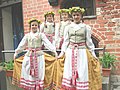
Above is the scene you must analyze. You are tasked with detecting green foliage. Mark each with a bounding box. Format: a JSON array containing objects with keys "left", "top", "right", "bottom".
[
  {"left": 0, "top": 60, "right": 14, "bottom": 70},
  {"left": 99, "top": 52, "right": 116, "bottom": 68}
]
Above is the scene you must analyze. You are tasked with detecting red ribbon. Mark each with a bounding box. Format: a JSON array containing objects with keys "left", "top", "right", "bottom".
[
  {"left": 71, "top": 42, "right": 85, "bottom": 86},
  {"left": 29, "top": 48, "right": 41, "bottom": 89},
  {"left": 59, "top": 37, "right": 64, "bottom": 49},
  {"left": 45, "top": 33, "right": 55, "bottom": 43}
]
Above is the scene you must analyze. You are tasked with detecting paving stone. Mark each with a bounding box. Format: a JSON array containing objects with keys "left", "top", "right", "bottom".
[
  {"left": 102, "top": 84, "right": 110, "bottom": 90},
  {"left": 102, "top": 76, "right": 110, "bottom": 90},
  {"left": 113, "top": 82, "right": 120, "bottom": 85},
  {"left": 111, "top": 75, "right": 118, "bottom": 83},
  {"left": 102, "top": 76, "right": 110, "bottom": 84},
  {"left": 114, "top": 89, "right": 120, "bottom": 90},
  {"left": 102, "top": 75, "right": 120, "bottom": 90},
  {"left": 115, "top": 86, "right": 120, "bottom": 89}
]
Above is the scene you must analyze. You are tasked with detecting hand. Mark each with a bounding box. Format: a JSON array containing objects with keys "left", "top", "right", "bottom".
[
  {"left": 58, "top": 51, "right": 65, "bottom": 59},
  {"left": 94, "top": 56, "right": 99, "bottom": 60},
  {"left": 54, "top": 51, "right": 58, "bottom": 59},
  {"left": 14, "top": 53, "right": 17, "bottom": 60},
  {"left": 56, "top": 46, "right": 59, "bottom": 50},
  {"left": 91, "top": 52, "right": 98, "bottom": 60}
]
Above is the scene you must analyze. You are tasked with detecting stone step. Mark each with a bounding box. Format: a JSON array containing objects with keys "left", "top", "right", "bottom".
[
  {"left": 114, "top": 89, "right": 120, "bottom": 90},
  {"left": 113, "top": 82, "right": 120, "bottom": 86},
  {"left": 113, "top": 85, "right": 120, "bottom": 90}
]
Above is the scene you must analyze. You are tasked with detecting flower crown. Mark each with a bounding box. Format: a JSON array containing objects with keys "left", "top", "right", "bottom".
[
  {"left": 44, "top": 11, "right": 55, "bottom": 17},
  {"left": 28, "top": 18, "right": 41, "bottom": 24},
  {"left": 58, "top": 9, "right": 69, "bottom": 14},
  {"left": 69, "top": 7, "right": 85, "bottom": 14}
]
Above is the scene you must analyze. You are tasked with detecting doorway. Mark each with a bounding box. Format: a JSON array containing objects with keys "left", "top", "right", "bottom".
[{"left": 0, "top": 2, "right": 24, "bottom": 61}]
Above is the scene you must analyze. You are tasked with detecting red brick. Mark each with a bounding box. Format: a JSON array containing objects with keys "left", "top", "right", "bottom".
[
  {"left": 96, "top": 20, "right": 107, "bottom": 24},
  {"left": 115, "top": 48, "right": 120, "bottom": 52},
  {"left": 101, "top": 35, "right": 106, "bottom": 40},
  {"left": 104, "top": 40, "right": 115, "bottom": 44},
  {"left": 96, "top": 3, "right": 106, "bottom": 7},
  {"left": 116, "top": 40, "right": 120, "bottom": 43},
  {"left": 94, "top": 25, "right": 100, "bottom": 28},
  {"left": 98, "top": 28, "right": 107, "bottom": 31},
  {"left": 90, "top": 20, "right": 96, "bottom": 24},
  {"left": 114, "top": 15, "right": 120, "bottom": 18},
  {"left": 104, "top": 15, "right": 112, "bottom": 20},
  {"left": 115, "top": 5, "right": 120, "bottom": 9},
  {"left": 22, "top": 0, "right": 120, "bottom": 75},
  {"left": 115, "top": 53, "right": 120, "bottom": 57},
  {"left": 100, "top": 24, "right": 105, "bottom": 27},
  {"left": 97, "top": 16, "right": 104, "bottom": 20},
  {"left": 105, "top": 31, "right": 115, "bottom": 35},
  {"left": 104, "top": 6, "right": 114, "bottom": 11},
  {"left": 117, "top": 57, "right": 120, "bottom": 61},
  {"left": 106, "top": 36, "right": 113, "bottom": 39},
  {"left": 107, "top": 22, "right": 115, "bottom": 27},
  {"left": 106, "top": 48, "right": 115, "bottom": 52}
]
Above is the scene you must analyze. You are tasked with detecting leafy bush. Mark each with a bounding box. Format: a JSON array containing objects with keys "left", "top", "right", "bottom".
[
  {"left": 0, "top": 60, "right": 14, "bottom": 70},
  {"left": 99, "top": 52, "right": 116, "bottom": 68}
]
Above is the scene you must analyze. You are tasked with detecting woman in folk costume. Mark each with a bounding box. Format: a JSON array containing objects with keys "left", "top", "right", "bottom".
[
  {"left": 55, "top": 9, "right": 71, "bottom": 49},
  {"left": 14, "top": 18, "right": 57, "bottom": 90},
  {"left": 58, "top": 7, "right": 102, "bottom": 90},
  {"left": 40, "top": 11, "right": 56, "bottom": 47},
  {"left": 52, "top": 9, "right": 71, "bottom": 89}
]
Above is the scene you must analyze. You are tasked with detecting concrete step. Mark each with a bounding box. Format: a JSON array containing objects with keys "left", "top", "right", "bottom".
[
  {"left": 114, "top": 89, "right": 120, "bottom": 90},
  {"left": 113, "top": 86, "right": 120, "bottom": 90}
]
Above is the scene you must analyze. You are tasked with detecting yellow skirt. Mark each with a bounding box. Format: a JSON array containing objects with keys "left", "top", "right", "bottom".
[{"left": 12, "top": 50, "right": 102, "bottom": 90}]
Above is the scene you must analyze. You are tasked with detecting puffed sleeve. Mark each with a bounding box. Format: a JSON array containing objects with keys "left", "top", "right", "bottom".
[
  {"left": 61, "top": 25, "right": 69, "bottom": 52},
  {"left": 41, "top": 33, "right": 56, "bottom": 53},
  {"left": 40, "top": 22, "right": 44, "bottom": 33},
  {"left": 55, "top": 23, "right": 60, "bottom": 48},
  {"left": 15, "top": 34, "right": 28, "bottom": 56},
  {"left": 86, "top": 25, "right": 97, "bottom": 58}
]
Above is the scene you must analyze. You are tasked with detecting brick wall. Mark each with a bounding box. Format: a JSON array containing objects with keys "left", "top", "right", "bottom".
[
  {"left": 22, "top": 0, "right": 120, "bottom": 74},
  {"left": 95, "top": 0, "right": 120, "bottom": 74},
  {"left": 22, "top": 0, "right": 61, "bottom": 33}
]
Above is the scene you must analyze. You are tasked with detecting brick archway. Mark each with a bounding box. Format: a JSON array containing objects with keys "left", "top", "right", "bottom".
[
  {"left": 92, "top": 30, "right": 106, "bottom": 42},
  {"left": 91, "top": 30, "right": 106, "bottom": 56},
  {"left": 92, "top": 30, "right": 106, "bottom": 47}
]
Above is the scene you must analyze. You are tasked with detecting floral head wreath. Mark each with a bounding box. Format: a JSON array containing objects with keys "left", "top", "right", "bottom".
[
  {"left": 58, "top": 9, "right": 69, "bottom": 14},
  {"left": 69, "top": 7, "right": 85, "bottom": 14},
  {"left": 44, "top": 11, "right": 55, "bottom": 17},
  {"left": 28, "top": 18, "right": 41, "bottom": 24}
]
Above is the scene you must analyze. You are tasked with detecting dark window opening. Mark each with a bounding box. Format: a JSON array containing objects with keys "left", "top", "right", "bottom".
[
  {"left": 0, "top": 1, "right": 23, "bottom": 61},
  {"left": 12, "top": 3, "right": 24, "bottom": 49},
  {"left": 0, "top": 9, "right": 4, "bottom": 61},
  {"left": 92, "top": 37, "right": 99, "bottom": 57},
  {"left": 60, "top": 0, "right": 96, "bottom": 18},
  {"left": 0, "top": 0, "right": 21, "bottom": 6}
]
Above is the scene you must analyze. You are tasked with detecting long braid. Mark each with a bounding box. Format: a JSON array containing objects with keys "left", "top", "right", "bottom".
[
  {"left": 53, "top": 15, "right": 55, "bottom": 27},
  {"left": 81, "top": 14, "right": 84, "bottom": 22},
  {"left": 44, "top": 16, "right": 47, "bottom": 28},
  {"left": 38, "top": 24, "right": 40, "bottom": 32},
  {"left": 59, "top": 15, "right": 62, "bottom": 32},
  {"left": 29, "top": 22, "right": 31, "bottom": 33}
]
